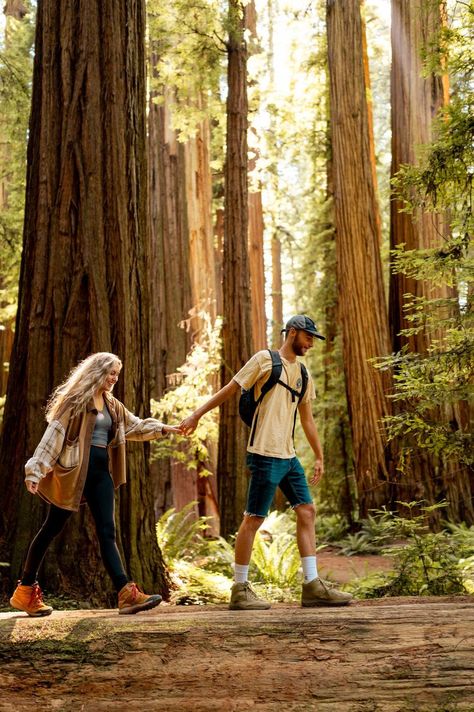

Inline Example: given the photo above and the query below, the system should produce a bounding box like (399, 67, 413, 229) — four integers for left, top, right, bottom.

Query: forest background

(0, 0, 472, 605)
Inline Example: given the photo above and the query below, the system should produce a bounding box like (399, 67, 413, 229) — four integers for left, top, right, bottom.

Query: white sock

(301, 556, 318, 583)
(234, 563, 249, 583)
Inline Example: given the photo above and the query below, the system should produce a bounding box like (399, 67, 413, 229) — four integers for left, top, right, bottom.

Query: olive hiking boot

(10, 582, 53, 617)
(118, 582, 162, 615)
(229, 582, 271, 610)
(302, 577, 352, 607)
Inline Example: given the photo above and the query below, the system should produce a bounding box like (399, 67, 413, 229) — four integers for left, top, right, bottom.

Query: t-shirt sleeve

(233, 351, 272, 391)
(300, 370, 316, 405)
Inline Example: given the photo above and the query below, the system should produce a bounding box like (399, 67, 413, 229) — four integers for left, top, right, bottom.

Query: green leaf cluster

(147, 0, 226, 141)
(347, 502, 473, 598)
(0, 7, 35, 321)
(150, 312, 222, 472)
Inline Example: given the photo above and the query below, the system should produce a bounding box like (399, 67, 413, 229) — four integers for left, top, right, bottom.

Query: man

(180, 315, 352, 610)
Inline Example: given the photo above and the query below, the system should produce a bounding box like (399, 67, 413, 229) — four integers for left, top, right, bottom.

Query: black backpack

(238, 350, 309, 446)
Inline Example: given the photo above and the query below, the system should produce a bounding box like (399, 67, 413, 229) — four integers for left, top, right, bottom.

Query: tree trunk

(184, 107, 217, 332)
(0, 0, 168, 604)
(319, 141, 355, 525)
(271, 233, 283, 348)
(218, 0, 253, 537)
(248, 192, 266, 351)
(183, 103, 220, 528)
(148, 81, 193, 519)
(245, 1, 267, 352)
(326, 0, 393, 517)
(389, 0, 473, 523)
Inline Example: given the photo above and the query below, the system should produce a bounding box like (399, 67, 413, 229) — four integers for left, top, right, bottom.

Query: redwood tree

(389, 0, 473, 522)
(326, 0, 393, 516)
(0, 0, 168, 603)
(218, 0, 253, 536)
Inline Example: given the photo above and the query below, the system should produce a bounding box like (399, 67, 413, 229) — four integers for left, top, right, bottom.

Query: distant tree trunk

(271, 234, 283, 348)
(0, 0, 168, 604)
(148, 80, 192, 519)
(183, 100, 218, 331)
(389, 0, 473, 523)
(214, 207, 225, 318)
(245, 1, 267, 352)
(326, 0, 393, 517)
(218, 0, 253, 537)
(248, 193, 266, 350)
(267, 0, 283, 350)
(4, 0, 27, 20)
(183, 98, 220, 531)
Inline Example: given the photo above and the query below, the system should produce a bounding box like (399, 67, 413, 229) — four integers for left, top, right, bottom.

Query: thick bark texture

(389, 1, 473, 523)
(0, 0, 168, 603)
(218, 1, 253, 537)
(319, 151, 354, 524)
(326, 0, 393, 516)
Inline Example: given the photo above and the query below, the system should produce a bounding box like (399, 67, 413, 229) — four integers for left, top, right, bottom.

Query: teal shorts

(245, 453, 312, 517)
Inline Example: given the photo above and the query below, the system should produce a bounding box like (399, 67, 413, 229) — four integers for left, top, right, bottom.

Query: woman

(10, 352, 181, 617)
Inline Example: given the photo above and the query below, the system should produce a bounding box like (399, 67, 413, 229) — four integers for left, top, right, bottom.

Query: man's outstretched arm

(180, 379, 240, 435)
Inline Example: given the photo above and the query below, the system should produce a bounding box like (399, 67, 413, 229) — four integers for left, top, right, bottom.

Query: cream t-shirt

(233, 350, 316, 459)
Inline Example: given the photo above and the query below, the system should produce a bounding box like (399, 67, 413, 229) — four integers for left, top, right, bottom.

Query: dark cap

(281, 315, 325, 340)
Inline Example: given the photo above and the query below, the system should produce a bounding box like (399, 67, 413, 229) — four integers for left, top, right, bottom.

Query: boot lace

(30, 583, 44, 607)
(127, 583, 143, 602)
(243, 582, 260, 600)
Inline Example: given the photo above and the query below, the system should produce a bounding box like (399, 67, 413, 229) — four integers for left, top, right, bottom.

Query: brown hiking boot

(302, 577, 352, 607)
(118, 582, 162, 615)
(10, 582, 53, 617)
(229, 582, 271, 610)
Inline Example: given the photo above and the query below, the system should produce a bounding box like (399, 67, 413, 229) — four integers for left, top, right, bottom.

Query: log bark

(2, 601, 474, 711)
(326, 0, 393, 516)
(0, 0, 168, 603)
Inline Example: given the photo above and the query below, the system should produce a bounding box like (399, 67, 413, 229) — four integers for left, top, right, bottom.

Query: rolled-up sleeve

(123, 408, 165, 442)
(25, 420, 67, 483)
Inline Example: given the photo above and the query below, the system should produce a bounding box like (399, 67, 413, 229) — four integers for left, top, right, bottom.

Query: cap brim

(303, 329, 325, 340)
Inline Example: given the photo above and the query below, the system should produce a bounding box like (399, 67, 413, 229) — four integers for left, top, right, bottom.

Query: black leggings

(22, 446, 129, 592)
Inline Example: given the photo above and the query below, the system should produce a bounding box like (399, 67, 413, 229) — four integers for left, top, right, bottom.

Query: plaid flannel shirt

(25, 394, 165, 511)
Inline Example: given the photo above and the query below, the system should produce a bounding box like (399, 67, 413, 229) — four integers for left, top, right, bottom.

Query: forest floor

(1, 552, 473, 712)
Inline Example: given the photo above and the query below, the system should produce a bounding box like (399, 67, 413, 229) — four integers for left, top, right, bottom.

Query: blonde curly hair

(46, 352, 122, 422)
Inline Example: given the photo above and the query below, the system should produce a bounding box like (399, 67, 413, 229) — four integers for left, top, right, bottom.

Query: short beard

(292, 336, 306, 356)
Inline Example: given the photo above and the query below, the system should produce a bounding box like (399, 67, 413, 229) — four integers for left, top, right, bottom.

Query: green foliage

(315, 513, 349, 543)
(0, 7, 35, 321)
(347, 502, 473, 598)
(337, 510, 395, 555)
(249, 510, 300, 588)
(156, 507, 302, 603)
(155, 501, 212, 561)
(150, 312, 221, 475)
(147, 0, 225, 140)
(171, 559, 234, 604)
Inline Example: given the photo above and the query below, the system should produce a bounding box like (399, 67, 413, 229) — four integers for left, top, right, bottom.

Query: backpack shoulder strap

(299, 363, 309, 402)
(259, 350, 282, 400)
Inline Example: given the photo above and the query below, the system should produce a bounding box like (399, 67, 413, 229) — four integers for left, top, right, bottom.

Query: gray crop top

(91, 404, 112, 447)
